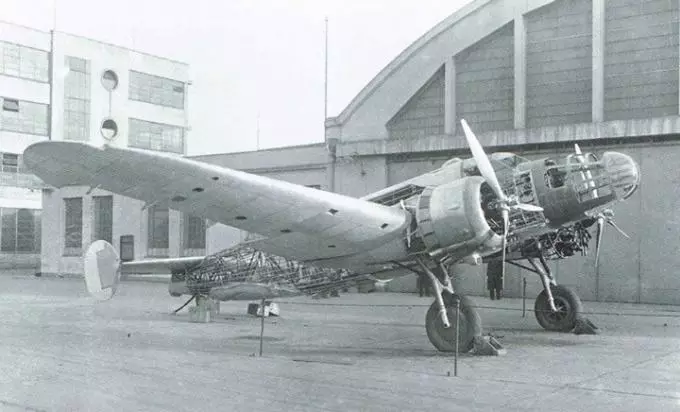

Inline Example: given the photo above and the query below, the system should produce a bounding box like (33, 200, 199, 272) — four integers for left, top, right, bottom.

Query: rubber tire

(425, 294, 482, 352)
(534, 285, 583, 332)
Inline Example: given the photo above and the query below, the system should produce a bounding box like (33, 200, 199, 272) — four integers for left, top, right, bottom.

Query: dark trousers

(417, 275, 431, 297)
(487, 261, 504, 300)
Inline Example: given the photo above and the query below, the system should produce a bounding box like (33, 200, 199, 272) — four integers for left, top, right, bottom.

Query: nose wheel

(534, 285, 583, 332)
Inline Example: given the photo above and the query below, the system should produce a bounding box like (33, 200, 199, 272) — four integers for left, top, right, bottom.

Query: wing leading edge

(24, 141, 411, 262)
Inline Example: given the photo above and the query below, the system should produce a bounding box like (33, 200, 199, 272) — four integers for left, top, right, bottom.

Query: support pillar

(444, 56, 457, 135)
(592, 0, 605, 123)
(513, 11, 527, 129)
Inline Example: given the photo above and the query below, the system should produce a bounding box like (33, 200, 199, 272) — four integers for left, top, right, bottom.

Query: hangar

(41, 0, 680, 305)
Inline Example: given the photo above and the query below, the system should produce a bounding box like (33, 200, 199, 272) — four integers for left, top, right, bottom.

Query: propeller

(460, 119, 544, 280)
(594, 209, 629, 268)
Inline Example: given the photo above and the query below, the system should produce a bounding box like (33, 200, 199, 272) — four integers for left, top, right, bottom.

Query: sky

(3, 0, 472, 155)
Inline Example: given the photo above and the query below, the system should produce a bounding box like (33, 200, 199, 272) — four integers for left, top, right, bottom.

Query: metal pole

(454, 298, 460, 377)
(256, 112, 260, 151)
(323, 16, 329, 121)
(259, 298, 265, 356)
(522, 277, 527, 317)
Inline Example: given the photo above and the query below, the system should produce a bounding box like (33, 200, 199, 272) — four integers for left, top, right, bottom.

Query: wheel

(425, 294, 481, 352)
(534, 285, 583, 332)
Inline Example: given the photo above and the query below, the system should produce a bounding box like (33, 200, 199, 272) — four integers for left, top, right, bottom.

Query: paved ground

(1, 276, 680, 412)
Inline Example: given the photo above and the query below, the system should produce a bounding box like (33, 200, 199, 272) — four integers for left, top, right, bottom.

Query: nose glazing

(601, 151, 640, 200)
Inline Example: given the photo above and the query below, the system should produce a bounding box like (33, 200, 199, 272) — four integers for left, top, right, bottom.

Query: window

(64, 197, 83, 253)
(129, 118, 184, 153)
(100, 119, 118, 140)
(16, 209, 37, 252)
(63, 56, 91, 141)
(93, 196, 113, 244)
(129, 70, 185, 109)
(183, 214, 206, 251)
(0, 208, 41, 253)
(1, 153, 18, 173)
(148, 204, 169, 254)
(1, 209, 16, 252)
(0, 97, 48, 135)
(0, 41, 48, 82)
(101, 70, 119, 91)
(2, 99, 18, 112)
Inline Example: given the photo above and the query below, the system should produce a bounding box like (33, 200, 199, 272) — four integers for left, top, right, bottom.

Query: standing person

(417, 273, 431, 297)
(486, 260, 504, 300)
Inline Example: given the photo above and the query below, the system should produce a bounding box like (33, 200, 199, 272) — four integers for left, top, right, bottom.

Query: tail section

(84, 240, 121, 301)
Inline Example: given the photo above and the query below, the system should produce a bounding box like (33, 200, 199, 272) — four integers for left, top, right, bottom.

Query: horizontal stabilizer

(84, 240, 121, 301)
(121, 256, 205, 275)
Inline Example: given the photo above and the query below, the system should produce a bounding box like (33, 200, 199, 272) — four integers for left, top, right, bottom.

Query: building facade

(36, 0, 680, 305)
(0, 22, 50, 270)
(0, 21, 192, 275)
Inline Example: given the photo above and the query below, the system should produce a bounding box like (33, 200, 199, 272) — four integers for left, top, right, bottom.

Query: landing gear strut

(401, 257, 482, 352)
(509, 254, 583, 332)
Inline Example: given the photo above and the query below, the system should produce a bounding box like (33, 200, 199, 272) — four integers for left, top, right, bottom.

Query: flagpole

(324, 16, 328, 122)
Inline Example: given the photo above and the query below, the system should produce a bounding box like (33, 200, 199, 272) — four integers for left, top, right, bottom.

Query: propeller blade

(574, 143, 583, 155)
(516, 203, 544, 213)
(607, 220, 630, 239)
(595, 216, 604, 268)
(460, 119, 506, 202)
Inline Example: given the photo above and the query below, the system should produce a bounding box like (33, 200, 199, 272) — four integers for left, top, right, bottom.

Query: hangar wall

(604, 0, 679, 121)
(379, 139, 680, 305)
(455, 23, 514, 134)
(320, 0, 680, 304)
(525, 0, 593, 128)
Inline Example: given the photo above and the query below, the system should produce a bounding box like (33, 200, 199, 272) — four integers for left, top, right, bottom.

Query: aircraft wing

(24, 142, 411, 262)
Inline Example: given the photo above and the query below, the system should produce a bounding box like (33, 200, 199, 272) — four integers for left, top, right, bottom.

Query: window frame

(0, 97, 48, 136)
(128, 70, 185, 110)
(92, 195, 113, 244)
(182, 214, 206, 255)
(147, 204, 169, 257)
(63, 197, 83, 255)
(128, 118, 185, 154)
(0, 41, 49, 83)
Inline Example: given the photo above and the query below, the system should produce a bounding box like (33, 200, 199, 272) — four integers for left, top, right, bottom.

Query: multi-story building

(0, 22, 50, 270)
(0, 20, 192, 275)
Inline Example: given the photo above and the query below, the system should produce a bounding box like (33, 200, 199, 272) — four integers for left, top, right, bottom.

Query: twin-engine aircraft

(23, 120, 640, 352)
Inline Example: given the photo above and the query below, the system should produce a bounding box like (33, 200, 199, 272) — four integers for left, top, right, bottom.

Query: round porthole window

(101, 70, 119, 91)
(101, 118, 118, 140)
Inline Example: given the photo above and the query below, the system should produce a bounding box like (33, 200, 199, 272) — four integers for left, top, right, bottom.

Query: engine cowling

(415, 176, 503, 260)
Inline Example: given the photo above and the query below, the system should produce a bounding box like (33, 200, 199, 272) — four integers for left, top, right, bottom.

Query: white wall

(0, 23, 51, 213)
(50, 31, 189, 148)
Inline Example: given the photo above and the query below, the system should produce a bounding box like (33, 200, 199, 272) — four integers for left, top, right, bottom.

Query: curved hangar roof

(328, 0, 680, 155)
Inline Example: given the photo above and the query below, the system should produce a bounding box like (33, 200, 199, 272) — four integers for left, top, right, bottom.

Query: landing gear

(534, 285, 582, 332)
(508, 253, 585, 333)
(401, 257, 483, 352)
(425, 294, 481, 352)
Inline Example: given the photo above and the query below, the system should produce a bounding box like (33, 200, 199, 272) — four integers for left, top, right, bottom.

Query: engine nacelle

(415, 176, 503, 260)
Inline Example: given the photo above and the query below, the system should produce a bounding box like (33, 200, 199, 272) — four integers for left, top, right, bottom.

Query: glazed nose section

(601, 151, 640, 200)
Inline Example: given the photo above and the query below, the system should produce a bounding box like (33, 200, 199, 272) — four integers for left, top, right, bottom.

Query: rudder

(84, 240, 121, 301)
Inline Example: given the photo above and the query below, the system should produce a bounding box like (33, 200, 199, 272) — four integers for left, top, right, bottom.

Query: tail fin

(84, 240, 121, 301)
